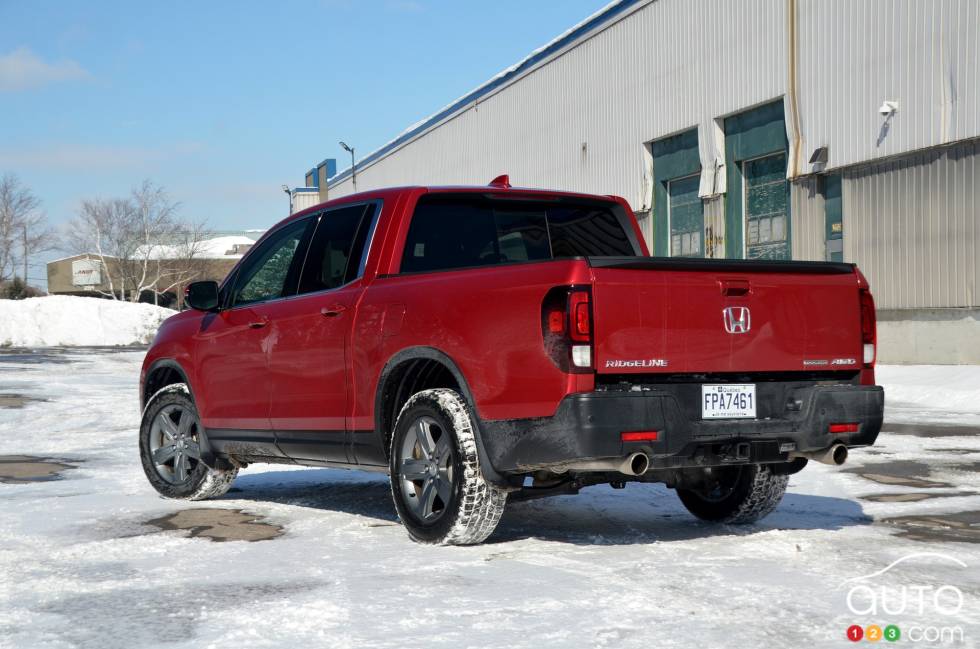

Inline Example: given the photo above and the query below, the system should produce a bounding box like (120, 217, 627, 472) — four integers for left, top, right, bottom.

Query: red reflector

(621, 431, 659, 442)
(829, 423, 859, 434)
(547, 310, 564, 334)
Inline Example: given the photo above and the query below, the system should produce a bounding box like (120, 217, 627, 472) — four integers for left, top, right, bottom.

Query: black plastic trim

(374, 346, 511, 487)
(479, 384, 884, 473)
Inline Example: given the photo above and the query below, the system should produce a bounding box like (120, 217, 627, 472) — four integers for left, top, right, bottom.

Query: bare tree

(0, 174, 50, 284)
(66, 197, 136, 299)
(66, 180, 207, 302)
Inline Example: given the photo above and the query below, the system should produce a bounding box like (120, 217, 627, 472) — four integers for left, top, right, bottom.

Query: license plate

(701, 384, 756, 419)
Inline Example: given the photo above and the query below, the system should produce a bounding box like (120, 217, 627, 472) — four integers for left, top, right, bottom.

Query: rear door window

(296, 203, 376, 294)
(400, 194, 636, 273)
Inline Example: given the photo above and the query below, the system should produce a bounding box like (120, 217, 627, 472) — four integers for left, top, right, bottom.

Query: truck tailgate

(589, 257, 863, 375)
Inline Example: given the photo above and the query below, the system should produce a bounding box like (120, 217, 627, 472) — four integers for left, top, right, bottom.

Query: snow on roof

(137, 235, 255, 260)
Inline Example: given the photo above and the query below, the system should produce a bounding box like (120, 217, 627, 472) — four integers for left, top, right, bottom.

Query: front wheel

(139, 384, 238, 500)
(389, 389, 507, 545)
(676, 464, 788, 524)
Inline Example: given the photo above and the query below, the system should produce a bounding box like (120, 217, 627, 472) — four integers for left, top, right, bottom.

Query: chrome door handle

(321, 304, 347, 317)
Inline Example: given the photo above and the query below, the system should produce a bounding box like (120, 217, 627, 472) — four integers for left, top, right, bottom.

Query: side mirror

(185, 281, 220, 311)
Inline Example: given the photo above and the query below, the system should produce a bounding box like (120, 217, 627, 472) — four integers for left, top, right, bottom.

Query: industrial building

(304, 0, 980, 363)
(47, 232, 263, 308)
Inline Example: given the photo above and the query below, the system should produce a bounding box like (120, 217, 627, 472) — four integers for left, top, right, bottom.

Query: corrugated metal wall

(844, 139, 980, 309)
(327, 0, 786, 205)
(796, 0, 980, 173)
(327, 0, 979, 203)
(317, 0, 980, 314)
(790, 178, 824, 261)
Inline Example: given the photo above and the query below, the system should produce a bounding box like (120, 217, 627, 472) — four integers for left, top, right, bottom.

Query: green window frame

(742, 152, 789, 259)
(667, 173, 704, 257)
(724, 100, 790, 260)
(651, 128, 702, 257)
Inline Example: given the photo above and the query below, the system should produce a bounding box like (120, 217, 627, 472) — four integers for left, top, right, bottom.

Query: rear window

(400, 194, 637, 273)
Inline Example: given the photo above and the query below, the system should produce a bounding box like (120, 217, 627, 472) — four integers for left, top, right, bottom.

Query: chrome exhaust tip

(621, 452, 650, 476)
(790, 443, 848, 466)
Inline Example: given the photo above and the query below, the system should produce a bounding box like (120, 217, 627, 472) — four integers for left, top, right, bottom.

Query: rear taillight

(542, 286, 593, 373)
(860, 288, 876, 366)
(829, 422, 859, 434)
(569, 291, 591, 342)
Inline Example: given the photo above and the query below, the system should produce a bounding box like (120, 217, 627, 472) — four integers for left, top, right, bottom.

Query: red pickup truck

(139, 178, 884, 545)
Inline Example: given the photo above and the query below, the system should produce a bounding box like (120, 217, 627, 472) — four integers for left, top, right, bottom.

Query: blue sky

(0, 0, 606, 283)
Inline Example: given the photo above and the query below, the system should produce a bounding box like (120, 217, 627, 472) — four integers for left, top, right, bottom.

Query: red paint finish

(591, 268, 865, 375)
(142, 182, 879, 454)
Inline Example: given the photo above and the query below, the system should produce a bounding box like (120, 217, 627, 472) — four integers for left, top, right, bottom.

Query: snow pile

(0, 295, 176, 347)
(877, 364, 980, 418)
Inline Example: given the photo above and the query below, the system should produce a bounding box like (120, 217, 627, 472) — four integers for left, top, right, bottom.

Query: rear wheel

(139, 385, 238, 500)
(676, 464, 787, 524)
(389, 389, 507, 545)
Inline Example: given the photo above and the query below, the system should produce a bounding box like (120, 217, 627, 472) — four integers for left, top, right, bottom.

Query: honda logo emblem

(723, 306, 751, 334)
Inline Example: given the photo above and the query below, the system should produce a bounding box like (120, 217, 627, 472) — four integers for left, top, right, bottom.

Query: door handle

(248, 319, 268, 329)
(720, 279, 750, 297)
(321, 304, 347, 318)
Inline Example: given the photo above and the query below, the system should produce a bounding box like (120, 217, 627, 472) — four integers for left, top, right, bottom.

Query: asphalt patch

(882, 422, 980, 438)
(0, 455, 76, 483)
(844, 460, 953, 489)
(0, 393, 43, 408)
(881, 510, 980, 544)
(145, 508, 284, 542)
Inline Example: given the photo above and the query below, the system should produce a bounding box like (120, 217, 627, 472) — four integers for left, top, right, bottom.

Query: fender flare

(375, 346, 514, 488)
(141, 358, 193, 410)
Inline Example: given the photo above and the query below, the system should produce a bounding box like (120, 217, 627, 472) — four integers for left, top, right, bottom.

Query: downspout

(786, 0, 802, 178)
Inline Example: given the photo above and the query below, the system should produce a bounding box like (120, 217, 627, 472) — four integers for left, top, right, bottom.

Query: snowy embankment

(0, 295, 175, 347)
(876, 364, 980, 423)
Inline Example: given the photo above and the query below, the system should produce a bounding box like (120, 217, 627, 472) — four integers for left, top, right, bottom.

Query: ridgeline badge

(604, 359, 669, 369)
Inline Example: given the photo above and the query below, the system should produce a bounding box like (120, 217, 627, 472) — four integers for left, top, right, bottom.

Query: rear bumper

(479, 384, 884, 473)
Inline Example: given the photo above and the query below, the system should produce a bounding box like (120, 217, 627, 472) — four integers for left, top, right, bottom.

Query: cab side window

(296, 203, 375, 294)
(232, 219, 310, 306)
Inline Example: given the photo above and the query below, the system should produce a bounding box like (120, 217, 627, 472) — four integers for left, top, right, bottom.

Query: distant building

(47, 231, 264, 308)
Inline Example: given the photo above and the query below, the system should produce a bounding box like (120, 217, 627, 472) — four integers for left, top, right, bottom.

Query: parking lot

(1, 348, 978, 648)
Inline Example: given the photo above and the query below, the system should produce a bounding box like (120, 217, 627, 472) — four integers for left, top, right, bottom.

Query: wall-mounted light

(878, 101, 898, 116)
(808, 146, 828, 165)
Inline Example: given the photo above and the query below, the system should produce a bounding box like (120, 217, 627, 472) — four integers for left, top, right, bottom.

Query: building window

(723, 100, 790, 260)
(651, 128, 702, 257)
(742, 152, 788, 259)
(668, 173, 703, 257)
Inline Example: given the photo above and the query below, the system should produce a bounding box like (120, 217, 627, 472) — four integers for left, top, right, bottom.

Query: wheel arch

(142, 358, 194, 411)
(374, 346, 511, 487)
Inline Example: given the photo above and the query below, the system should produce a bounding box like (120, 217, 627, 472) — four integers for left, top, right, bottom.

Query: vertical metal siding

(796, 0, 980, 173)
(843, 139, 980, 309)
(328, 0, 787, 205)
(789, 178, 824, 261)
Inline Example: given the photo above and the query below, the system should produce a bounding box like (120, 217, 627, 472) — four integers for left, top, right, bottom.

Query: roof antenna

(488, 174, 511, 188)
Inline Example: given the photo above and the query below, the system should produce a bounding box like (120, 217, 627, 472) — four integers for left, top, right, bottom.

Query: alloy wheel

(397, 415, 455, 522)
(149, 404, 202, 484)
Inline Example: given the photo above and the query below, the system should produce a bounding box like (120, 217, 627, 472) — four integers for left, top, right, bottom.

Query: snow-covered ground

(0, 352, 978, 648)
(0, 296, 175, 347)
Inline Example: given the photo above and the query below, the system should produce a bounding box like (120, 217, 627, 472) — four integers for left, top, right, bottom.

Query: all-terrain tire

(676, 464, 788, 524)
(139, 384, 238, 500)
(389, 388, 507, 545)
